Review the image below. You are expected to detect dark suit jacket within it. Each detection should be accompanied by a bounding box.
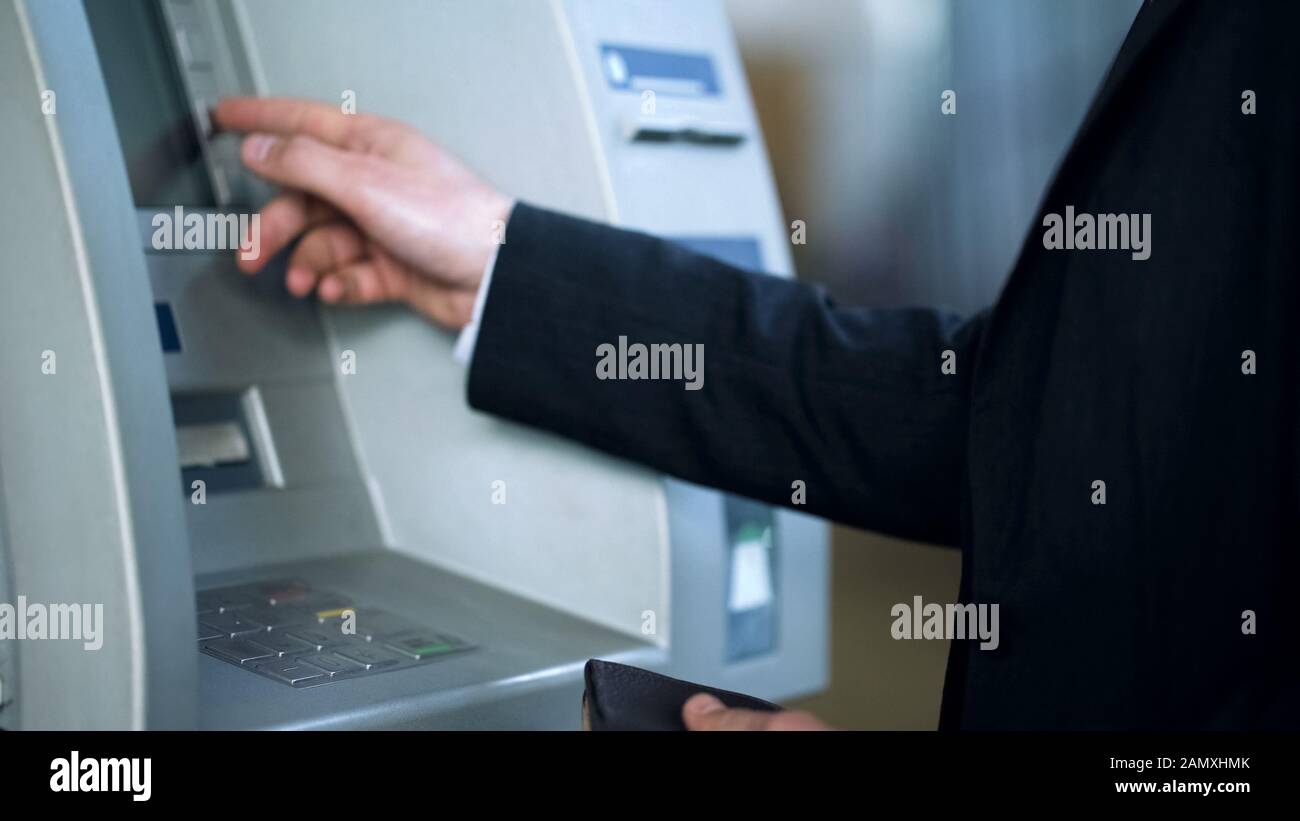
[468,0,1299,729]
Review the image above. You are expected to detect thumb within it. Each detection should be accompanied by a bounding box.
[682,694,777,731]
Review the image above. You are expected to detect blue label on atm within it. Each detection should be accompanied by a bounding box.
[600,44,721,98]
[154,301,182,353]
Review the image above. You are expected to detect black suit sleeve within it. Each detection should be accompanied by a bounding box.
[466,203,986,546]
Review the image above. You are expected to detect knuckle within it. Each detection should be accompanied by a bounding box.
[278,135,314,171]
[264,202,298,238]
[291,227,331,265]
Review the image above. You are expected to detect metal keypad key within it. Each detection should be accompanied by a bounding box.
[197,580,472,688]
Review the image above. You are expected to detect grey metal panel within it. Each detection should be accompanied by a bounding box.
[195,552,662,729]
[562,0,796,276]
[255,380,371,485]
[187,484,384,575]
[158,0,274,206]
[122,18,386,582]
[660,482,828,701]
[4,0,197,728]
[239,0,672,641]
[559,0,829,700]
[232,0,826,699]
[138,188,385,574]
[144,241,335,388]
[233,0,614,220]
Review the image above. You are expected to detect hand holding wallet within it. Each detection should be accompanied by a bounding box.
[582,658,781,731]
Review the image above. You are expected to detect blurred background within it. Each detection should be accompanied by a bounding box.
[725,0,1144,728]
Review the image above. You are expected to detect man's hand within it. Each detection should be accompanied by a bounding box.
[213,97,514,329]
[682,694,831,731]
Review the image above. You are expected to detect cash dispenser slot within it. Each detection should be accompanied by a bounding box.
[623,117,748,146]
[172,389,281,494]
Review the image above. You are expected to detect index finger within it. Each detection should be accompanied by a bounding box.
[213,96,359,149]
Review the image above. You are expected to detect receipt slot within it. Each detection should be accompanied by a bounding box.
[0,0,827,729]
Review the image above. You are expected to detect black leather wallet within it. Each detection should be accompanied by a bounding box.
[582,658,780,731]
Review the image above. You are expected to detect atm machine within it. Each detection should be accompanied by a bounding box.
[0,0,827,729]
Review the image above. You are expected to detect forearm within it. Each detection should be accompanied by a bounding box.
[467,203,984,544]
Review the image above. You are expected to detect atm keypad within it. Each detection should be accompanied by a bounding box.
[196,580,471,688]
[259,658,328,687]
[201,610,266,638]
[240,604,312,630]
[335,642,402,670]
[197,590,254,615]
[384,632,461,661]
[207,637,276,665]
[313,607,422,642]
[286,628,341,652]
[253,632,315,657]
[300,652,364,676]
[254,580,311,605]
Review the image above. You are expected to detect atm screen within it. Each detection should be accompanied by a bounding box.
[84,0,215,206]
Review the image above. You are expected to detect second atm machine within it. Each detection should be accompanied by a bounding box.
[0,0,827,729]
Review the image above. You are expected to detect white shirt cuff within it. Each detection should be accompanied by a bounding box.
[453,243,500,365]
